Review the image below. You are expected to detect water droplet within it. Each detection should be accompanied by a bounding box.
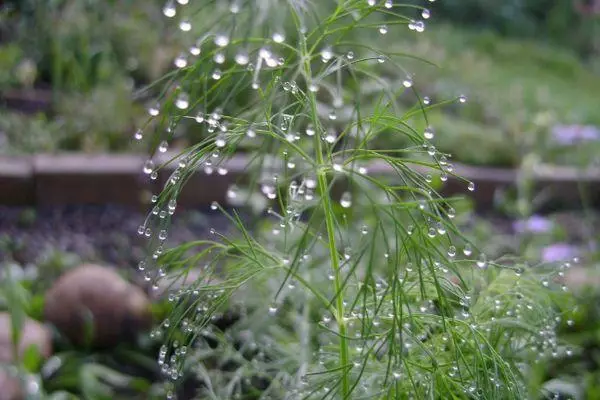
[189,46,200,56]
[175,92,189,109]
[261,183,277,200]
[463,244,472,256]
[158,141,169,153]
[212,69,222,80]
[159,230,168,241]
[268,304,278,316]
[163,1,176,17]
[174,54,188,68]
[402,76,413,88]
[476,253,488,269]
[378,25,388,35]
[328,110,337,120]
[423,96,431,105]
[346,51,355,60]
[361,225,368,235]
[143,160,155,174]
[134,129,143,141]
[272,32,285,43]
[424,126,435,140]
[214,34,230,47]
[225,52,246,68]
[148,105,160,117]
[214,52,226,64]
[215,135,226,148]
[459,94,468,103]
[448,246,456,258]
[367,0,376,5]
[447,207,456,219]
[340,192,352,208]
[306,125,316,136]
[427,227,436,238]
[325,132,336,143]
[179,19,192,32]
[384,0,393,8]
[422,9,431,19]
[321,47,333,62]
[436,222,446,235]
[467,182,476,192]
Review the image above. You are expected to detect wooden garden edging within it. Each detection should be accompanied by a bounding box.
[1,153,599,210]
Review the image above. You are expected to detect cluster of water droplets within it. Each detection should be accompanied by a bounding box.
[127,0,579,398]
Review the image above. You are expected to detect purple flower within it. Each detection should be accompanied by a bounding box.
[541,243,579,263]
[551,124,600,145]
[513,215,553,234]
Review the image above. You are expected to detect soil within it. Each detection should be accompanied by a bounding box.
[0,204,237,268]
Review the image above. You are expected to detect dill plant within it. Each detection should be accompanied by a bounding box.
[134,1,575,398]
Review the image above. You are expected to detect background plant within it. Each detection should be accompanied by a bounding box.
[130,1,579,399]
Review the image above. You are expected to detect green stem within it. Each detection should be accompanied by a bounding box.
[296,19,350,399]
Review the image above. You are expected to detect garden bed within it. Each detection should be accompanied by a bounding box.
[2,153,599,211]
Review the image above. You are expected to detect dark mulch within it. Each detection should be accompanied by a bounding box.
[0,204,237,268]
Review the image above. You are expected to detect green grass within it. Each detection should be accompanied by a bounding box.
[381,24,600,167]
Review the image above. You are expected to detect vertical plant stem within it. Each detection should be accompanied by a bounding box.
[296,25,350,397]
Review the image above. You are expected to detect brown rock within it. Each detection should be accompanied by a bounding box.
[0,314,52,400]
[0,313,52,363]
[0,369,22,400]
[44,264,152,348]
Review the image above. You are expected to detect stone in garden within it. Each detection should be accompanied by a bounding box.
[44,264,152,347]
[0,313,52,400]
[0,312,52,362]
[0,370,22,400]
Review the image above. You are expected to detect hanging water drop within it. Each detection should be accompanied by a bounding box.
[268,304,278,316]
[379,25,388,35]
[175,92,189,109]
[158,141,169,153]
[163,1,176,17]
[467,182,476,192]
[148,105,160,117]
[424,126,435,140]
[214,52,225,64]
[214,34,230,47]
[340,192,352,208]
[463,244,473,256]
[272,32,285,43]
[179,19,192,32]
[422,8,431,19]
[476,253,488,269]
[402,76,413,88]
[235,51,249,65]
[174,54,188,68]
[215,135,226,148]
[321,47,333,62]
[143,160,155,175]
[448,246,457,258]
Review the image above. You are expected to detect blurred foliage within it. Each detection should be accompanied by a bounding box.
[433,0,600,58]
[377,24,600,167]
